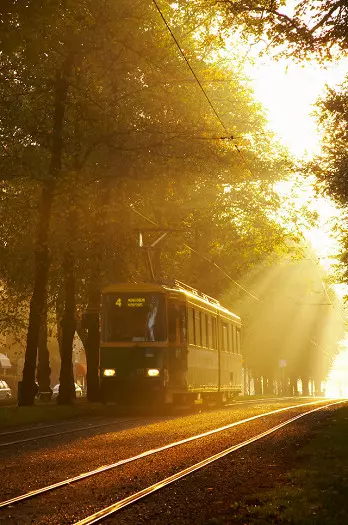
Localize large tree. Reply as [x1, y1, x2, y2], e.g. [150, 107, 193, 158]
[1, 0, 231, 403]
[307, 83, 348, 288]
[0, 0, 298, 404]
[310, 83, 348, 206]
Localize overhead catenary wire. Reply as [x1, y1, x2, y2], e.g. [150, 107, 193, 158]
[152, 0, 232, 138]
[130, 204, 348, 319]
[137, 5, 345, 315]
[130, 205, 261, 302]
[301, 243, 347, 326]
[130, 204, 348, 372]
[184, 242, 261, 302]
[292, 221, 347, 325]
[151, 0, 252, 160]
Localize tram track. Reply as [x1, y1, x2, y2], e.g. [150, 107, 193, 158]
[0, 416, 118, 437]
[0, 396, 308, 448]
[74, 400, 344, 525]
[0, 398, 343, 524]
[0, 416, 145, 448]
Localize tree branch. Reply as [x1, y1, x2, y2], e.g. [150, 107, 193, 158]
[309, 1, 345, 34]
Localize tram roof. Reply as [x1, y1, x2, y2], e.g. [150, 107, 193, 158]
[102, 281, 241, 322]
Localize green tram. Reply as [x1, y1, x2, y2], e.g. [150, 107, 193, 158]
[99, 281, 242, 406]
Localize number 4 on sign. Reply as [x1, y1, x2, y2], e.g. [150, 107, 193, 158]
[115, 298, 122, 307]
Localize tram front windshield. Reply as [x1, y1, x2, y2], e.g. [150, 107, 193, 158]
[102, 293, 166, 342]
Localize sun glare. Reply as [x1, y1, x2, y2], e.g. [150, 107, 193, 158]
[241, 4, 348, 400]
[324, 334, 348, 398]
[276, 176, 343, 274]
[245, 57, 348, 158]
[303, 199, 342, 271]
[275, 175, 348, 397]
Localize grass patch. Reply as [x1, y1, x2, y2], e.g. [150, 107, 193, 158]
[228, 405, 348, 524]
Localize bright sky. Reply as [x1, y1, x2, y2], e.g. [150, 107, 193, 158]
[265, 65, 348, 303]
[248, 58, 348, 157]
[243, 46, 348, 270]
[248, 44, 348, 388]
[251, 56, 348, 394]
[251, 0, 348, 156]
[224, 0, 348, 395]
[222, 1, 348, 302]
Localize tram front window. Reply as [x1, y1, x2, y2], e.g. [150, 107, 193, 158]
[102, 293, 166, 342]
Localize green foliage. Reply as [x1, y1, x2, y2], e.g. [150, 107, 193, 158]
[198, 1, 348, 59]
[306, 82, 348, 288]
[0, 179, 39, 336]
[0, 0, 298, 375]
[310, 82, 348, 206]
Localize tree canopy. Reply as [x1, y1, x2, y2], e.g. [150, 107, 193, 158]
[310, 82, 348, 206]
[1, 0, 333, 403]
[199, 0, 348, 59]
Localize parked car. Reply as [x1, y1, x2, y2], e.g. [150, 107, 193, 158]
[0, 380, 12, 401]
[51, 383, 83, 399]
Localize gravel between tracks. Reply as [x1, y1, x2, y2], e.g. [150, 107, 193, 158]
[0, 400, 338, 524]
[111, 408, 337, 525]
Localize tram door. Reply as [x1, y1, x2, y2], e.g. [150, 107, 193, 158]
[168, 302, 187, 389]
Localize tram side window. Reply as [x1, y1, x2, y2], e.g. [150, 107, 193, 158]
[195, 310, 201, 347]
[212, 317, 217, 349]
[227, 323, 231, 352]
[201, 312, 207, 347]
[233, 325, 237, 354]
[236, 328, 241, 354]
[222, 323, 228, 352]
[207, 315, 212, 349]
[229, 325, 234, 353]
[168, 304, 187, 344]
[188, 307, 195, 345]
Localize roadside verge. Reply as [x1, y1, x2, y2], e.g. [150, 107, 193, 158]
[223, 403, 348, 524]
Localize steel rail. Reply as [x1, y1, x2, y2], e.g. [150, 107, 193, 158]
[0, 396, 320, 440]
[231, 396, 316, 406]
[0, 416, 132, 437]
[0, 418, 143, 448]
[74, 400, 344, 525]
[0, 398, 338, 510]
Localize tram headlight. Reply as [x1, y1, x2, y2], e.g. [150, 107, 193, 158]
[103, 368, 116, 377]
[147, 368, 160, 377]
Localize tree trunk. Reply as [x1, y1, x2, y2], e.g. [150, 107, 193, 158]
[301, 375, 310, 396]
[56, 286, 64, 358]
[19, 61, 72, 406]
[289, 374, 298, 396]
[313, 377, 322, 397]
[254, 376, 262, 395]
[57, 245, 76, 404]
[19, 181, 54, 406]
[57, 204, 78, 405]
[84, 181, 114, 402]
[85, 284, 101, 403]
[263, 375, 274, 395]
[37, 302, 52, 400]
